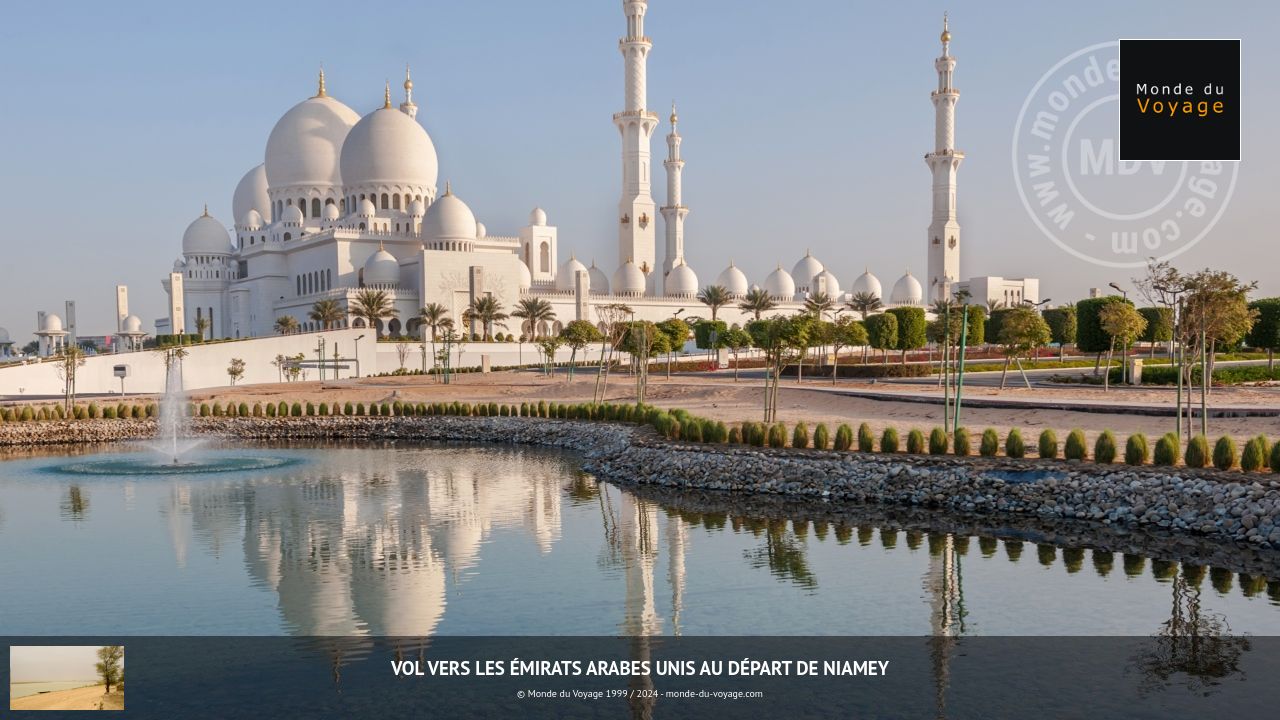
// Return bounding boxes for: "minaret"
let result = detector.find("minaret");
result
[660,101,688,291]
[926,13,963,303]
[400,64,418,119]
[614,0,658,292]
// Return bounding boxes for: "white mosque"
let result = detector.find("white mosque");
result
[154,4,1037,343]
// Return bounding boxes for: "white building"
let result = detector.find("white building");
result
[160,8,1034,339]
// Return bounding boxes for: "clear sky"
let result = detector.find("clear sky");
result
[9,646,114,682]
[0,0,1274,340]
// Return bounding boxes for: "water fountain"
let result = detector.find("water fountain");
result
[50,347,295,477]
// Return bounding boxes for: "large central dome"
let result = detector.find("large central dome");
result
[340,106,438,196]
[264,95,360,191]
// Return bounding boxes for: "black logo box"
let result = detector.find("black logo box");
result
[1119,39,1240,161]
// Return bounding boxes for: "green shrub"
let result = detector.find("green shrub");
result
[488,402,499,417]
[1038,429,1058,459]
[834,424,853,451]
[904,428,924,454]
[728,426,742,444]
[749,422,766,447]
[928,428,948,455]
[278,401,289,417]
[147,403,159,418]
[1213,436,1237,471]
[686,422,703,443]
[1153,433,1179,466]
[1005,429,1026,458]
[1252,435,1270,468]
[379,403,390,416]
[538,400,548,418]
[813,424,830,450]
[1241,436,1266,472]
[1185,435,1209,468]
[227,403,239,418]
[37,407,49,421]
[213,402,226,417]
[857,423,875,453]
[238,402,250,417]
[1270,441,1280,473]
[304,402,314,416]
[1064,429,1088,460]
[712,421,729,443]
[291,402,303,417]
[344,401,354,415]
[252,402,263,417]
[317,402,328,416]
[954,427,971,456]
[102,406,116,419]
[355,402,366,416]
[1094,431,1117,464]
[1125,433,1149,466]
[266,402,277,417]
[792,422,809,449]
[880,427,899,453]
[768,423,788,449]
[979,428,999,457]
[117,403,128,418]
[88,402,100,419]
[200,403,211,417]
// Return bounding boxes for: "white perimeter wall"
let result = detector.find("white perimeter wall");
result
[0,329,375,397]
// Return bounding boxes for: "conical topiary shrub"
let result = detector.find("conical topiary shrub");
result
[907,429,926,454]
[880,427,899,453]
[813,423,830,450]
[1213,436,1237,471]
[953,427,971,456]
[1094,431,1117,464]
[768,423,788,448]
[858,423,875,453]
[929,427,948,455]
[792,422,809,449]
[1005,429,1026,458]
[1185,434,1209,468]
[1125,433,1149,466]
[1038,429,1058,459]
[1270,440,1280,473]
[1153,432,1180,466]
[979,428,1000,457]
[834,423,854,451]
[1064,429,1088,461]
[1241,436,1266,472]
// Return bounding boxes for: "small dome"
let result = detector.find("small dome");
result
[422,190,477,243]
[40,313,64,333]
[530,207,547,226]
[233,164,271,225]
[791,250,825,291]
[363,246,400,286]
[357,197,376,217]
[172,257,187,270]
[322,202,340,221]
[123,315,143,333]
[281,204,304,225]
[588,262,610,295]
[814,269,841,297]
[264,94,360,190]
[240,209,264,229]
[715,262,749,297]
[557,255,588,292]
[763,265,796,300]
[890,270,923,305]
[516,258,533,289]
[850,268,882,299]
[665,262,699,298]
[612,260,646,296]
[339,105,438,194]
[475,221,487,238]
[182,211,232,255]
[408,199,426,217]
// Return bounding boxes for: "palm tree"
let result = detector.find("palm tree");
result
[273,315,299,335]
[697,285,731,322]
[309,299,343,330]
[512,297,556,340]
[416,303,450,341]
[804,292,835,321]
[986,298,1005,312]
[194,316,211,341]
[463,295,509,341]
[352,289,398,336]
[846,291,882,320]
[739,287,776,320]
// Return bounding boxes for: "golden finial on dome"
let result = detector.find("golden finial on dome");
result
[404,64,413,92]
[941,12,951,44]
[316,65,327,98]
[383,81,392,109]
[444,180,452,196]
[670,100,678,125]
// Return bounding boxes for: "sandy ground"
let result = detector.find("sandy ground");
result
[10,684,123,710]
[169,369,1280,444]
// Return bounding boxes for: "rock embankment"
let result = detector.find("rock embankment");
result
[2,417,1277,550]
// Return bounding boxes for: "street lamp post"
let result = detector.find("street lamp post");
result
[354,334,365,378]
[1109,283,1131,384]
[1153,280,1188,442]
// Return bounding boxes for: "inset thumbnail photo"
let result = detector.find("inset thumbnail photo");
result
[9,645,124,711]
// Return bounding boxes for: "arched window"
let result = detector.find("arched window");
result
[311,198,321,217]
[327,268,332,289]
[539,242,550,273]
[283,233,292,242]
[286,198,292,206]
[358,223,366,231]
[380,193,389,209]
[297,197,305,213]
[392,194,401,210]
